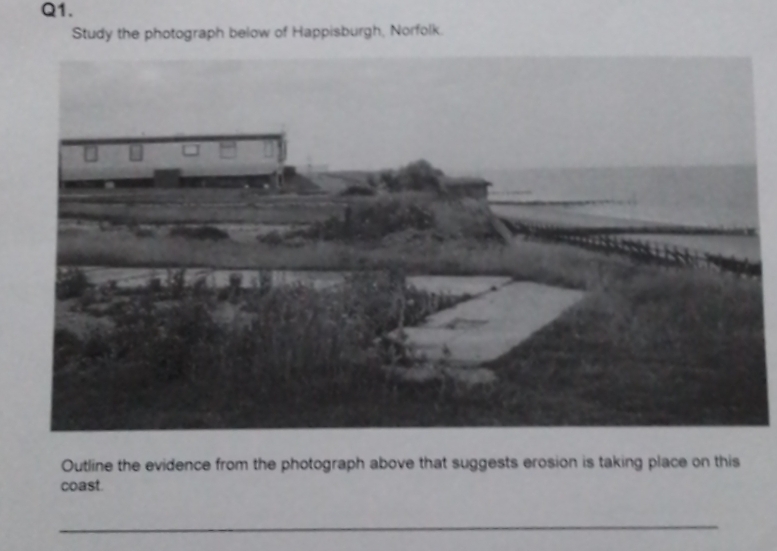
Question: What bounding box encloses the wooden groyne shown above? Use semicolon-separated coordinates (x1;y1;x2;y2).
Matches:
502;219;761;278
517;225;758;236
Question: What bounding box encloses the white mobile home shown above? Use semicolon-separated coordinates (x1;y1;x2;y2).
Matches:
59;133;287;188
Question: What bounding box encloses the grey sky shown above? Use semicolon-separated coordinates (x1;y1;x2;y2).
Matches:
60;58;756;171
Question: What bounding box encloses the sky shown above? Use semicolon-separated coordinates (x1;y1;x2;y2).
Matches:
60;57;757;172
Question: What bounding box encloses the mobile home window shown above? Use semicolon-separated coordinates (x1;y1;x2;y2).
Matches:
219;141;237;159
182;144;200;157
264;140;275;158
83;145;98;162
129;144;143;162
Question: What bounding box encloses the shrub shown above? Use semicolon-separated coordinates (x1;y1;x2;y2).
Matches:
169;225;230;240
258;270;273;294
56;267;91;299
428;199;498;240
133;227;156;238
81;296;224;384
166;269;187;299
259;230;284;245
228;272;243;297
297;197;435;241
380;159;444;193
147;277;162;293
192;276;208;296
340;185;376;197
53;328;84;371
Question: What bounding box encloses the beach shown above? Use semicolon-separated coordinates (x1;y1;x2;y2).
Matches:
485;164;760;260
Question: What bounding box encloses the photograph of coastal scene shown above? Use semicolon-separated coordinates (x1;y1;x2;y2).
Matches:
52;58;766;430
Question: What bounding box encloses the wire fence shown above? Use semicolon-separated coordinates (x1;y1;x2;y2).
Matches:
501;219;761;278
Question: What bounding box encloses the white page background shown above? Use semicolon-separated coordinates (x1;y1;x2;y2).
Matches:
1;1;777;550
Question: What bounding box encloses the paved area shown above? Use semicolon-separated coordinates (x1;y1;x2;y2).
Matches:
399;281;585;365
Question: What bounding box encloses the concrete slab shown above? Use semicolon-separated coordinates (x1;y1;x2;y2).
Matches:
75;268;511;296
78;267;345;290
406;275;511;297
399;282;585;364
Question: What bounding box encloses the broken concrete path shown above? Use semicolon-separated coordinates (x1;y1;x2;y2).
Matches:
399;282;585;365
406;275;511;297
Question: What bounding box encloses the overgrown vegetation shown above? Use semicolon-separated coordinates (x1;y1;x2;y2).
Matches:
52;265;767;429
260;194;499;243
287;196;434;241
56;267;91;299
51;270;467;429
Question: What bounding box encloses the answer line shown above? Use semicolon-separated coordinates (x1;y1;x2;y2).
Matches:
61;525;718;534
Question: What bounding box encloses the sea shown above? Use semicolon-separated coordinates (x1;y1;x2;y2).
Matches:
470;165;759;229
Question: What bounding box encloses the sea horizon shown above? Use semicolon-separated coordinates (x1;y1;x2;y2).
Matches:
463;163;759;229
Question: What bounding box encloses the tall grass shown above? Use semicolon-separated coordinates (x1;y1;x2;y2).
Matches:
485;269;767;425
57;228;630;290
51;272;466;430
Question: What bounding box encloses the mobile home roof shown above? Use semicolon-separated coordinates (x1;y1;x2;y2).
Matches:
60;133;285;146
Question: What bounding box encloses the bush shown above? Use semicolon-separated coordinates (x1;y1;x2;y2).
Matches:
288;195;499;244
54;294;221;381
380;159;444;193
428;199;498;240
56;267;91;299
169;225;229;240
340;185;376;197
53;328;84;371
166;269;187;299
133;227;156;238
147;277;162;293
346;199;434;239
298;197;435;241
259;230;284;245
